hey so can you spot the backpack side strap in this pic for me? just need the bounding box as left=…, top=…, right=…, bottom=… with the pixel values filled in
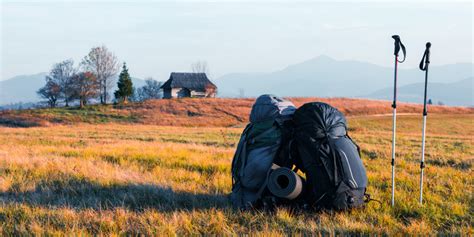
left=364, top=192, right=383, bottom=210
left=346, top=133, right=361, bottom=157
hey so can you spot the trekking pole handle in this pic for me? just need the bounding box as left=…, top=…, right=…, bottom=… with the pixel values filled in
left=392, top=35, right=401, bottom=56
left=392, top=35, right=406, bottom=62
left=419, top=42, right=431, bottom=71
left=425, top=42, right=431, bottom=63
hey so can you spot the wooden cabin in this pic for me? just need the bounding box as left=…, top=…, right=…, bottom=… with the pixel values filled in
left=161, top=72, right=217, bottom=99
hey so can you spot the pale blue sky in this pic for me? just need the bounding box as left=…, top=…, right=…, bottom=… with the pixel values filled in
left=1, top=1, right=472, bottom=81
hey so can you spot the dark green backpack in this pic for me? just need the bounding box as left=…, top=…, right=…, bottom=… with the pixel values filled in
left=230, top=95, right=296, bottom=210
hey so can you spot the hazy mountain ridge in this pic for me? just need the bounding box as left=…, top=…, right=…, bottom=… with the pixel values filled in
left=1, top=55, right=472, bottom=106
left=0, top=72, right=48, bottom=105
left=367, top=77, right=473, bottom=106
left=215, top=55, right=473, bottom=103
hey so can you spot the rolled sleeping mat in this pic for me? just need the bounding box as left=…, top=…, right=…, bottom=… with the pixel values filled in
left=267, top=167, right=303, bottom=200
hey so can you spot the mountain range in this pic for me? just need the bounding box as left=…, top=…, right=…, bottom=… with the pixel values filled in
left=215, top=55, right=472, bottom=104
left=1, top=55, right=472, bottom=107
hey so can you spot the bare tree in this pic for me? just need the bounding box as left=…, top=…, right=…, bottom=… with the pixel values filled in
left=191, top=60, right=210, bottom=75
left=81, top=45, right=119, bottom=104
left=137, top=78, right=163, bottom=101
left=37, top=77, right=61, bottom=108
left=49, top=59, right=76, bottom=106
left=130, top=87, right=140, bottom=102
left=238, top=88, right=245, bottom=98
left=72, top=72, right=99, bottom=108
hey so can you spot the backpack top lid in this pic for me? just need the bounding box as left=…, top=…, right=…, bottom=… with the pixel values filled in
left=294, top=102, right=347, bottom=139
left=250, top=94, right=296, bottom=123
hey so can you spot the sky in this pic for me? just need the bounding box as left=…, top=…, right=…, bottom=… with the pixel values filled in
left=1, top=0, right=472, bottom=81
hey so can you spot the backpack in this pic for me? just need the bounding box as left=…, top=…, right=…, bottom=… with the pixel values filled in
left=291, top=102, right=368, bottom=210
left=230, top=95, right=296, bottom=210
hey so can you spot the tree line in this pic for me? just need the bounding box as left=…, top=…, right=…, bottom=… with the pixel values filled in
left=37, top=45, right=162, bottom=108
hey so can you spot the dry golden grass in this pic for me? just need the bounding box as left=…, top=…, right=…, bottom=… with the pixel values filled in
left=1, top=97, right=472, bottom=127
left=0, top=111, right=472, bottom=235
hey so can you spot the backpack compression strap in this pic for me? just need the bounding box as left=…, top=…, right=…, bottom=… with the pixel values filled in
left=231, top=124, right=253, bottom=185
left=252, top=124, right=281, bottom=200
left=285, top=139, right=300, bottom=173
left=309, top=137, right=341, bottom=209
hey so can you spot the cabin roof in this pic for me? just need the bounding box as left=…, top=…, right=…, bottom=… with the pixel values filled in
left=161, top=72, right=216, bottom=91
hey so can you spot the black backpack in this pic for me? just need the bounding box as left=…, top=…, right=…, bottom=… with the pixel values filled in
left=291, top=102, right=368, bottom=210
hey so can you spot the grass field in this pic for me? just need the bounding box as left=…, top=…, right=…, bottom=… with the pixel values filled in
left=0, top=99, right=472, bottom=235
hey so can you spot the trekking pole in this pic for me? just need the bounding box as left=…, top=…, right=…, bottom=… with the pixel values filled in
left=418, top=42, right=431, bottom=205
left=390, top=35, right=406, bottom=207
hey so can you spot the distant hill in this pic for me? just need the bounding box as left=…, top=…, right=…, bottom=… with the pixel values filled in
left=1, top=97, right=472, bottom=127
left=367, top=77, right=473, bottom=106
left=0, top=73, right=147, bottom=105
left=215, top=55, right=473, bottom=103
left=0, top=72, right=48, bottom=105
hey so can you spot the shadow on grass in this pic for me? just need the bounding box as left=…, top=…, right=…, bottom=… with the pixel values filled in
left=0, top=177, right=229, bottom=212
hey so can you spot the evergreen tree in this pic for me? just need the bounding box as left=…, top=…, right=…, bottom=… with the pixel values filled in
left=114, top=63, right=133, bottom=103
